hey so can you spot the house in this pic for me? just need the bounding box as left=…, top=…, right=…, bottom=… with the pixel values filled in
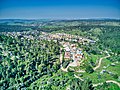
left=72, top=54, right=81, bottom=61
left=77, top=49, right=82, bottom=55
left=65, top=46, right=70, bottom=52
left=41, top=32, right=47, bottom=35
left=76, top=49, right=83, bottom=58
left=89, top=40, right=96, bottom=44
left=63, top=42, right=70, bottom=48
left=100, top=70, right=106, bottom=74
left=64, top=51, right=71, bottom=59
left=71, top=44, right=77, bottom=51
left=75, top=54, right=79, bottom=61
left=111, top=63, right=116, bottom=66
left=76, top=54, right=83, bottom=59
left=71, top=44, right=76, bottom=48
left=103, top=66, right=107, bottom=69
left=72, top=39, right=77, bottom=42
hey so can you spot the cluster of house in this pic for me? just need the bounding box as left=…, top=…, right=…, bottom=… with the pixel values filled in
left=39, top=32, right=96, bottom=64
left=40, top=32, right=87, bottom=66
left=100, top=62, right=119, bottom=77
left=41, top=32, right=96, bottom=44
left=60, top=41, right=84, bottom=62
left=3, top=30, right=40, bottom=40
left=100, top=69, right=116, bottom=76
left=3, top=31, right=97, bottom=67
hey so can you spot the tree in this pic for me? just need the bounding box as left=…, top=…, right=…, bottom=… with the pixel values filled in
left=69, top=78, right=94, bottom=90
left=81, top=79, right=94, bottom=90
left=85, top=65, right=94, bottom=73
left=69, top=78, right=82, bottom=90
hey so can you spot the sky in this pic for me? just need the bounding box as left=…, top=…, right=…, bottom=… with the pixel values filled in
left=0, top=0, right=120, bottom=19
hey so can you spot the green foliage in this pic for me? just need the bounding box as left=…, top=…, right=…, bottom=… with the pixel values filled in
left=98, top=26, right=120, bottom=54
left=89, top=28, right=102, bottom=36
left=0, top=25, right=33, bottom=32
left=62, top=60, right=70, bottom=68
left=85, top=65, right=94, bottom=74
left=0, top=19, right=120, bottom=90
left=0, top=35, right=61, bottom=89
left=95, top=82, right=120, bottom=90
left=69, top=78, right=94, bottom=90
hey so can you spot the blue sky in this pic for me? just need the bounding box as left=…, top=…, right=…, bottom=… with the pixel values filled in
left=0, top=0, right=120, bottom=19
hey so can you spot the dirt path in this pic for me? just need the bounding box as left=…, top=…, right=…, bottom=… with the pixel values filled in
left=74, top=75, right=120, bottom=88
left=60, top=49, right=110, bottom=72
left=74, top=74, right=84, bottom=81
left=93, top=80, right=120, bottom=88
left=76, top=70, right=85, bottom=73
left=60, top=52, right=69, bottom=72
left=106, top=80, right=120, bottom=87
left=61, top=64, right=69, bottom=72
left=93, top=82, right=103, bottom=87
left=60, top=53, right=63, bottom=64
left=60, top=50, right=120, bottom=88
left=93, top=51, right=110, bottom=70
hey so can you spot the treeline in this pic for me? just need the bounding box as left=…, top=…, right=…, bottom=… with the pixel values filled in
left=98, top=26, right=120, bottom=54
left=0, top=25, right=33, bottom=32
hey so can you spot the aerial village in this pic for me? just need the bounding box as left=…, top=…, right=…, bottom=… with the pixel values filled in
left=4, top=31, right=119, bottom=77
left=3, top=31, right=96, bottom=66
left=40, top=32, right=96, bottom=66
left=1, top=29, right=120, bottom=89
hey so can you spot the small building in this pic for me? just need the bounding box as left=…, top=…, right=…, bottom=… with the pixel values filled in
left=64, top=51, right=71, bottom=59
left=65, top=46, right=70, bottom=52
left=77, top=49, right=83, bottom=55
left=100, top=70, right=106, bottom=74
left=111, top=63, right=116, bottom=66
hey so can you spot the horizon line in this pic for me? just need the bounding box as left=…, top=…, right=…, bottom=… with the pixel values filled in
left=0, top=17, right=120, bottom=20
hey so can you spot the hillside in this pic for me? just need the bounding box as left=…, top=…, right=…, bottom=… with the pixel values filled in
left=0, top=19, right=120, bottom=90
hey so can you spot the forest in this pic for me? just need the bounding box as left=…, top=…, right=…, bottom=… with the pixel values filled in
left=0, top=19, right=120, bottom=90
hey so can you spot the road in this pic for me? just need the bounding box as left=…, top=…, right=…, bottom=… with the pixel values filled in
left=106, top=80, right=120, bottom=87
left=60, top=53, right=69, bottom=72
left=60, top=50, right=120, bottom=88
left=93, top=80, right=120, bottom=88
left=60, top=52, right=63, bottom=64
left=93, top=51, right=110, bottom=70
left=61, top=64, right=69, bottom=72
left=74, top=74, right=84, bottom=81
